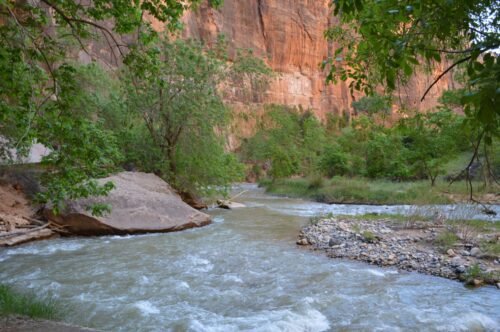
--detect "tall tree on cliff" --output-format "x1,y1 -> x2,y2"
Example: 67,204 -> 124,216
0,0 -> 221,212
324,0 -> 499,196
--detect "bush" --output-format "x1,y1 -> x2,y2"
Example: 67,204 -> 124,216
319,145 -> 349,177
307,175 -> 325,190
362,230 -> 377,243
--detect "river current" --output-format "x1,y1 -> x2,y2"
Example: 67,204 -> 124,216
1,184 -> 499,331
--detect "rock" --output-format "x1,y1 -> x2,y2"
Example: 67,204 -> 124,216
178,191 -> 207,210
297,238 -> 309,245
44,172 -> 211,235
216,200 -> 246,209
455,265 -> 466,274
181,1 -> 452,120
446,249 -> 456,257
471,279 -> 484,287
470,247 -> 481,257
450,256 -> 465,267
461,250 -> 470,256
328,237 -> 342,247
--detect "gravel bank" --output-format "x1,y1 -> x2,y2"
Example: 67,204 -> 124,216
298,216 -> 499,287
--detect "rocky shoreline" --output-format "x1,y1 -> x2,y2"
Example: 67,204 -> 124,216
297,215 -> 500,288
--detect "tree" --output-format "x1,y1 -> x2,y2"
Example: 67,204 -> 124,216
351,94 -> 392,124
124,39 -> 243,195
397,110 -> 462,186
0,0 -> 221,210
325,0 -> 499,149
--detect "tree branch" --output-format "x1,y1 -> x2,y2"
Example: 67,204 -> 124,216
40,0 -> 125,59
420,55 -> 472,102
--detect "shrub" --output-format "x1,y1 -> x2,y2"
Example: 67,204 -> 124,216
362,230 -> 377,243
307,175 -> 325,190
319,145 -> 349,177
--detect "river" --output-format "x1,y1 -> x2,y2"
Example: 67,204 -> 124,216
1,184 -> 499,331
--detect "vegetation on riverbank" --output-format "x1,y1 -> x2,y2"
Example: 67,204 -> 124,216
241,98 -> 498,205
0,284 -> 61,320
260,176 -> 498,205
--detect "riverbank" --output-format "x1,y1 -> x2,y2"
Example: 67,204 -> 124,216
1,316 -> 97,332
0,284 -> 96,331
260,177 -> 499,205
0,182 -> 57,247
298,214 -> 500,287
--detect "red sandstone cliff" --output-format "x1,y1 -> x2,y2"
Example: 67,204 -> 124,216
181,0 -> 456,119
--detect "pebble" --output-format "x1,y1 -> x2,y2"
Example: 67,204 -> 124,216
470,247 -> 481,257
296,238 -> 309,245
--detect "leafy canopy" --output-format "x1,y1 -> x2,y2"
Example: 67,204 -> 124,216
0,0 -> 222,212
325,0 -> 499,142
124,38 -> 244,195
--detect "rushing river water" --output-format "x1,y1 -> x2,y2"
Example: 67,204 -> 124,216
1,184 -> 499,331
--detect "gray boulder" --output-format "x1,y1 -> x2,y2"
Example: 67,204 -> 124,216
44,172 -> 211,235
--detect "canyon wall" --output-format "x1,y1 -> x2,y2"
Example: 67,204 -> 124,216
181,0 -> 456,120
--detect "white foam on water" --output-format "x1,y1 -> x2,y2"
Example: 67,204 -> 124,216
251,307 -> 330,332
187,255 -> 214,273
349,266 -> 398,278
188,305 -> 330,332
107,234 -> 135,240
134,300 -> 160,315
441,312 -> 499,332
222,275 -> 243,283
139,275 -> 149,285
177,281 -> 190,289
211,216 -> 225,224
2,241 -> 85,256
365,269 -> 387,277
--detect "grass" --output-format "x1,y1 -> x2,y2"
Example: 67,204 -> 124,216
361,230 -> 377,243
260,176 -> 497,205
0,284 -> 62,320
480,241 -> 500,256
435,231 -> 459,251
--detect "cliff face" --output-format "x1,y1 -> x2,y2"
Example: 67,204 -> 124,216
181,0 -> 455,119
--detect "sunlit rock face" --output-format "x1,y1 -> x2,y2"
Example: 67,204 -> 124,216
181,0 -> 455,120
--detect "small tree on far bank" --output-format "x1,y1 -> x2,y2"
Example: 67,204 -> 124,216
397,110 -> 461,186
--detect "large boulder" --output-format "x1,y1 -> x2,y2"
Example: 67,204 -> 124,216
44,172 -> 211,235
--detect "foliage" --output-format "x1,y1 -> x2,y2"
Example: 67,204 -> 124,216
0,0 -> 222,210
242,98 -> 483,186
361,230 -> 376,243
0,58 -> 122,213
124,38 -> 244,195
435,231 -> 459,251
318,144 -> 349,177
397,109 -> 465,185
0,284 -> 62,320
352,94 -> 391,118
325,0 -> 499,147
240,105 -> 326,180
229,47 -> 274,101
